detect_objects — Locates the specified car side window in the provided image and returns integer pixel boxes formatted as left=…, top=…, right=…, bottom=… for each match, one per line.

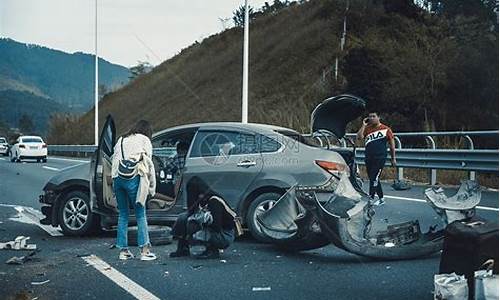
left=190, top=130, right=259, bottom=158
left=260, top=134, right=281, bottom=153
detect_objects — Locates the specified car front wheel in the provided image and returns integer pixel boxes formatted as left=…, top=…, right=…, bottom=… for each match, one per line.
left=246, top=192, right=283, bottom=243
left=58, top=190, right=100, bottom=236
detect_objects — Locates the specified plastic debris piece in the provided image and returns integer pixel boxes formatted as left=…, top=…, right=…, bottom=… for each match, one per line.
left=220, top=259, right=227, bottom=263
left=392, top=179, right=412, bottom=191
left=31, top=280, right=50, bottom=286
left=109, top=244, right=116, bottom=249
left=276, top=255, right=282, bottom=258
left=191, top=265, right=203, bottom=270
left=386, top=266, right=391, bottom=270
left=384, top=242, right=395, bottom=248
left=5, top=251, right=37, bottom=265
left=0, top=236, right=37, bottom=250
left=252, top=287, right=271, bottom=292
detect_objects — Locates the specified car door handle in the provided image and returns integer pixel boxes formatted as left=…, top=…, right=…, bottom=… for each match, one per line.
left=237, top=160, right=257, bottom=167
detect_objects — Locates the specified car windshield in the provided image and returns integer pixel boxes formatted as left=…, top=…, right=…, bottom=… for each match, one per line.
left=22, top=138, right=43, bottom=143
left=0, top=138, right=6, bottom=143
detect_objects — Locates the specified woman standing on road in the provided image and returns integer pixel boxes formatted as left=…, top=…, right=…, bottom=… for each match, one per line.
left=111, top=120, right=157, bottom=261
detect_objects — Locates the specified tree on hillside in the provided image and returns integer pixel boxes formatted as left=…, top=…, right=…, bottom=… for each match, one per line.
left=129, top=61, right=153, bottom=80
left=0, top=120, right=11, bottom=137
left=18, top=114, right=34, bottom=134
left=233, top=5, right=255, bottom=27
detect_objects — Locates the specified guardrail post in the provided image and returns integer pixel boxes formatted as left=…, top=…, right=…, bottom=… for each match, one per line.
left=464, top=135, right=476, bottom=181
left=394, top=136, right=403, bottom=181
left=426, top=136, right=437, bottom=185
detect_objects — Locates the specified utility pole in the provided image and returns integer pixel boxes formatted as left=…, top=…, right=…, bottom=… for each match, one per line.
left=94, top=0, right=99, bottom=145
left=335, top=0, right=349, bottom=82
left=241, top=0, right=249, bottom=123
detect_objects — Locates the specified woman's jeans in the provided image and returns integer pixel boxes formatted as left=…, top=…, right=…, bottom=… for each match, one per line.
left=113, top=176, right=150, bottom=249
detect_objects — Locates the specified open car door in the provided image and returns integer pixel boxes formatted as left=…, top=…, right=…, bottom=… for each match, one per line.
left=90, top=115, right=116, bottom=213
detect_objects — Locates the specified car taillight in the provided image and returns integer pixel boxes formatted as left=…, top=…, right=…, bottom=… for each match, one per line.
left=19, top=144, right=26, bottom=149
left=42, top=144, right=47, bottom=148
left=315, top=160, right=349, bottom=175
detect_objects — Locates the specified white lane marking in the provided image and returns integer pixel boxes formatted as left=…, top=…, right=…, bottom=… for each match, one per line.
left=0, top=203, right=63, bottom=236
left=0, top=157, right=5, bottom=161
left=42, top=166, right=60, bottom=171
left=385, top=195, right=499, bottom=212
left=81, top=255, right=161, bottom=300
left=48, top=157, right=89, bottom=163
left=59, top=162, right=89, bottom=171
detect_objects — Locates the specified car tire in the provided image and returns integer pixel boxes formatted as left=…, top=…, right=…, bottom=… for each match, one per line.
left=58, top=190, right=101, bottom=236
left=246, top=192, right=283, bottom=243
left=128, top=225, right=172, bottom=246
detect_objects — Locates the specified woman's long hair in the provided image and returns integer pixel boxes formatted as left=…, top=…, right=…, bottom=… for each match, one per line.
left=124, top=120, right=153, bottom=139
left=186, top=176, right=220, bottom=213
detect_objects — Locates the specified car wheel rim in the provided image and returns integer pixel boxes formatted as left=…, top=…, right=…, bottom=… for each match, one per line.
left=253, top=199, right=276, bottom=226
left=63, top=197, right=89, bottom=231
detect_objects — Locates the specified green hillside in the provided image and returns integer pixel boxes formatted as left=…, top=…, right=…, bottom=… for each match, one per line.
left=0, top=38, right=130, bottom=112
left=53, top=0, right=498, bottom=144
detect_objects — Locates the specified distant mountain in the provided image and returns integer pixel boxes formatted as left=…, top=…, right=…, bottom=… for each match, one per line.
left=0, top=90, right=69, bottom=135
left=0, top=38, right=130, bottom=112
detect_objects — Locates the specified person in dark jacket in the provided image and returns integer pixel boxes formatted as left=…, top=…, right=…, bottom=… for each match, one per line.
left=170, top=176, right=236, bottom=259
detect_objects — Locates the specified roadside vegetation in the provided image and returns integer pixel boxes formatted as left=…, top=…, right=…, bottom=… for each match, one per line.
left=46, top=0, right=498, bottom=185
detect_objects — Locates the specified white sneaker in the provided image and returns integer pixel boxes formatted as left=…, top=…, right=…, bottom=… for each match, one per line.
left=140, top=252, right=157, bottom=261
left=373, top=198, right=385, bottom=206
left=119, top=250, right=134, bottom=260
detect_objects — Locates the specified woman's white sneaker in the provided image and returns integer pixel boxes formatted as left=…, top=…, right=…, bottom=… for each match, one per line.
left=140, top=252, right=157, bottom=261
left=119, top=250, right=134, bottom=260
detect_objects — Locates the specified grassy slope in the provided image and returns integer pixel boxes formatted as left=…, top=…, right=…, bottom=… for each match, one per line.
left=78, top=1, right=341, bottom=140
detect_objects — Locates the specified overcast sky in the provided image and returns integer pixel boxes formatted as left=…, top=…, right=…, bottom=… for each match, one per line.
left=1, top=0, right=269, bottom=67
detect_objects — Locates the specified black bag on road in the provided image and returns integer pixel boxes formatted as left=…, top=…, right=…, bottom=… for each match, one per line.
left=439, top=217, right=499, bottom=299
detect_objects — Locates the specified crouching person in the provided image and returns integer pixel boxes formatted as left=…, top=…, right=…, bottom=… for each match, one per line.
left=170, top=176, right=242, bottom=259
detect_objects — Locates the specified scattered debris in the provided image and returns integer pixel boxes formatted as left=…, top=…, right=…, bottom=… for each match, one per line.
left=220, top=259, right=227, bottom=263
left=384, top=242, right=395, bottom=248
left=36, top=272, right=46, bottom=277
left=76, top=253, right=92, bottom=258
left=108, top=244, right=116, bottom=249
left=164, top=271, right=170, bottom=276
left=0, top=236, right=37, bottom=250
left=386, top=266, right=391, bottom=270
left=191, top=265, right=203, bottom=270
left=5, top=251, right=38, bottom=265
left=276, top=255, right=282, bottom=258
left=252, top=287, right=271, bottom=292
left=31, top=279, right=50, bottom=286
left=392, top=179, right=412, bottom=191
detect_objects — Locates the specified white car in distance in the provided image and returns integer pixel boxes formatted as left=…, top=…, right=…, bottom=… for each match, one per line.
left=10, top=136, right=48, bottom=163
left=0, top=137, right=8, bottom=156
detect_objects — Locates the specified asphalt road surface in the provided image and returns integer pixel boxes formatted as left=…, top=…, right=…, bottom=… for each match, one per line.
left=0, top=156, right=498, bottom=300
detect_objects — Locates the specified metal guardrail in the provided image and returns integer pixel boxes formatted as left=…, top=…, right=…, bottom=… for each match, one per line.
left=48, top=130, right=499, bottom=185
left=351, top=148, right=498, bottom=172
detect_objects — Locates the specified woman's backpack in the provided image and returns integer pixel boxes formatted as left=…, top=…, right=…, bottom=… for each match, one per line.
left=117, top=137, right=141, bottom=179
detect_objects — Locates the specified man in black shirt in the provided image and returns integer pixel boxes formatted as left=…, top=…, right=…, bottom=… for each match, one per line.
left=357, top=112, right=397, bottom=206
